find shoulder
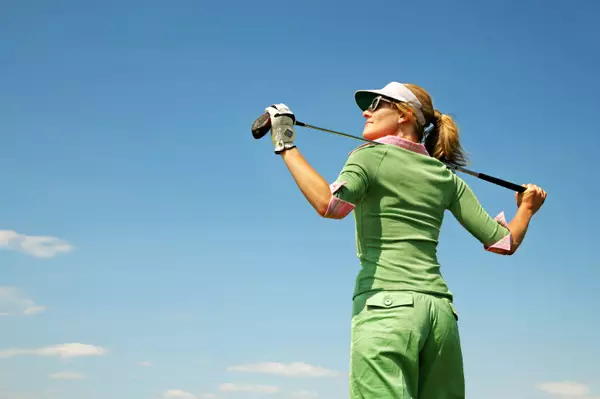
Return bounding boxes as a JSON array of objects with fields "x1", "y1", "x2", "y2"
[
  {"x1": 445, "y1": 169, "x2": 476, "y2": 200},
  {"x1": 345, "y1": 143, "x2": 389, "y2": 174},
  {"x1": 348, "y1": 143, "x2": 389, "y2": 161}
]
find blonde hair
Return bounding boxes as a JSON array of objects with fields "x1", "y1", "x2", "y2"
[{"x1": 393, "y1": 83, "x2": 469, "y2": 167}]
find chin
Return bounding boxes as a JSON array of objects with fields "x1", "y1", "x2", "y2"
[{"x1": 362, "y1": 129, "x2": 386, "y2": 141}]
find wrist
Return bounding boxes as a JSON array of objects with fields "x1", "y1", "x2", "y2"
[
  {"x1": 516, "y1": 206, "x2": 534, "y2": 219},
  {"x1": 275, "y1": 143, "x2": 296, "y2": 155}
]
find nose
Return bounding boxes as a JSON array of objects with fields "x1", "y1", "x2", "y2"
[{"x1": 363, "y1": 109, "x2": 372, "y2": 119}]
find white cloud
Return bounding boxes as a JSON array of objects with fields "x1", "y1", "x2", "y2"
[
  {"x1": 163, "y1": 390, "x2": 218, "y2": 399},
  {"x1": 139, "y1": 361, "x2": 153, "y2": 367},
  {"x1": 0, "y1": 287, "x2": 47, "y2": 316},
  {"x1": 0, "y1": 229, "x2": 73, "y2": 258},
  {"x1": 292, "y1": 390, "x2": 319, "y2": 399},
  {"x1": 219, "y1": 383, "x2": 280, "y2": 394},
  {"x1": 227, "y1": 362, "x2": 340, "y2": 378},
  {"x1": 164, "y1": 390, "x2": 197, "y2": 399},
  {"x1": 0, "y1": 393, "x2": 61, "y2": 399},
  {"x1": 536, "y1": 381, "x2": 592, "y2": 396},
  {"x1": 48, "y1": 372, "x2": 85, "y2": 380},
  {"x1": 23, "y1": 306, "x2": 47, "y2": 315},
  {"x1": 0, "y1": 343, "x2": 106, "y2": 359}
]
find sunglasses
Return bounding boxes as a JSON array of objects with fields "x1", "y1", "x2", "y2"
[{"x1": 367, "y1": 96, "x2": 397, "y2": 112}]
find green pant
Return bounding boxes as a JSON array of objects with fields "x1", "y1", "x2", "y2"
[{"x1": 350, "y1": 291, "x2": 465, "y2": 399}]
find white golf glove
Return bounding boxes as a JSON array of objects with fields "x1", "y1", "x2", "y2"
[{"x1": 265, "y1": 103, "x2": 296, "y2": 154}]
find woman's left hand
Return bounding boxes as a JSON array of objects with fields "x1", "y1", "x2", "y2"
[{"x1": 265, "y1": 103, "x2": 297, "y2": 154}]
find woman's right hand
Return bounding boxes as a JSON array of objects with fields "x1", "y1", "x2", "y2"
[{"x1": 516, "y1": 184, "x2": 547, "y2": 215}]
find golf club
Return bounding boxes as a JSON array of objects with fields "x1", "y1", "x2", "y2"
[{"x1": 252, "y1": 112, "x2": 526, "y2": 193}]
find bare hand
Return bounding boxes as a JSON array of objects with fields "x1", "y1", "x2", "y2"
[{"x1": 516, "y1": 184, "x2": 547, "y2": 215}]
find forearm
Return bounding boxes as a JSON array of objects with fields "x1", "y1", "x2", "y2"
[
  {"x1": 280, "y1": 147, "x2": 332, "y2": 216},
  {"x1": 507, "y1": 207, "x2": 534, "y2": 253}
]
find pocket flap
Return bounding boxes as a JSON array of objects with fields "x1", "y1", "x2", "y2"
[
  {"x1": 366, "y1": 292, "x2": 413, "y2": 309},
  {"x1": 448, "y1": 302, "x2": 459, "y2": 320}
]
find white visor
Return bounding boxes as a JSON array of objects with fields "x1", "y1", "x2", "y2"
[{"x1": 355, "y1": 81, "x2": 427, "y2": 126}]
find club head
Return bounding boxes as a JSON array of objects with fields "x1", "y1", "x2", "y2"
[{"x1": 251, "y1": 113, "x2": 271, "y2": 139}]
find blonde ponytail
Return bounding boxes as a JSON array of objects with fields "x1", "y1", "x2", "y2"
[
  {"x1": 401, "y1": 84, "x2": 469, "y2": 168},
  {"x1": 424, "y1": 109, "x2": 468, "y2": 167}
]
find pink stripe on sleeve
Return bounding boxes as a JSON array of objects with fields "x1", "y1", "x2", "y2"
[
  {"x1": 323, "y1": 181, "x2": 356, "y2": 219},
  {"x1": 484, "y1": 211, "x2": 513, "y2": 255}
]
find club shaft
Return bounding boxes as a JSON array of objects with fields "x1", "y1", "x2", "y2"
[
  {"x1": 296, "y1": 121, "x2": 525, "y2": 193},
  {"x1": 297, "y1": 121, "x2": 380, "y2": 145}
]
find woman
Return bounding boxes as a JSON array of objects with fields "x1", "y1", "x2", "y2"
[{"x1": 264, "y1": 81, "x2": 546, "y2": 398}]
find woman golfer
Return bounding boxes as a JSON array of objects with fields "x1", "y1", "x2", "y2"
[{"x1": 264, "y1": 81, "x2": 546, "y2": 398}]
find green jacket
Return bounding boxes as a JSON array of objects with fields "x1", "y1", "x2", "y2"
[{"x1": 324, "y1": 135, "x2": 511, "y2": 300}]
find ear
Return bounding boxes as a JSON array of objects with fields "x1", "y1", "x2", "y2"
[
  {"x1": 397, "y1": 108, "x2": 415, "y2": 126},
  {"x1": 397, "y1": 115, "x2": 409, "y2": 125}
]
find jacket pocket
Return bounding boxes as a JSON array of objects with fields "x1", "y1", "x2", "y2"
[{"x1": 366, "y1": 292, "x2": 414, "y2": 309}]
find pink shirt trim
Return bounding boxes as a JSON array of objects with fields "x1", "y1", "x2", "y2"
[
  {"x1": 484, "y1": 211, "x2": 513, "y2": 255},
  {"x1": 324, "y1": 181, "x2": 356, "y2": 219},
  {"x1": 349, "y1": 135, "x2": 430, "y2": 156}
]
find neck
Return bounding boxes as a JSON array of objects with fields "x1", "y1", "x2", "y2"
[{"x1": 394, "y1": 131, "x2": 420, "y2": 144}]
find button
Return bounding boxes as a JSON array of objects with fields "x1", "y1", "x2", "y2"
[{"x1": 383, "y1": 296, "x2": 393, "y2": 306}]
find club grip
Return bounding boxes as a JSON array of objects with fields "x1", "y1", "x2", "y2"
[
  {"x1": 251, "y1": 112, "x2": 272, "y2": 139},
  {"x1": 478, "y1": 173, "x2": 525, "y2": 192}
]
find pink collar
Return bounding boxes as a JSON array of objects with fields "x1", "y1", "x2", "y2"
[{"x1": 350, "y1": 135, "x2": 429, "y2": 156}]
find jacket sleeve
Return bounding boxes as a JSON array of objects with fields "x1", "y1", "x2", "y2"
[
  {"x1": 324, "y1": 145, "x2": 384, "y2": 219},
  {"x1": 447, "y1": 174, "x2": 513, "y2": 254}
]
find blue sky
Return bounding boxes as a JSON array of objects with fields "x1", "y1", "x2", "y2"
[{"x1": 1, "y1": 0, "x2": 599, "y2": 398}]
